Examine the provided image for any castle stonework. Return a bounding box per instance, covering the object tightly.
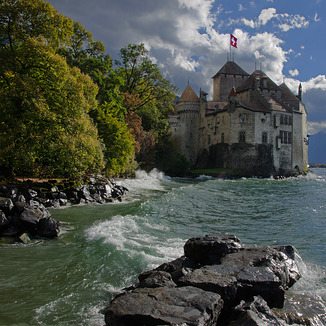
[169,61,308,177]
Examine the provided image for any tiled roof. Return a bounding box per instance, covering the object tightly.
[212,61,250,78]
[237,70,280,93]
[279,83,300,103]
[238,100,271,113]
[177,85,200,103]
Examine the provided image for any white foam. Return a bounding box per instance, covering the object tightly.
[85,214,183,266]
[196,174,214,181]
[119,169,167,193]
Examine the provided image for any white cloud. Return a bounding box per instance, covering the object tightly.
[303,75,326,91]
[236,7,309,31]
[238,4,246,11]
[307,121,326,135]
[258,8,276,25]
[289,69,299,77]
[314,12,320,22]
[242,18,255,28]
[173,54,200,71]
[277,13,309,31]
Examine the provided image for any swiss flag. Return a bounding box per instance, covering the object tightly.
[230,34,237,48]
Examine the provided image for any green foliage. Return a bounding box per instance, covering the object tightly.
[90,107,134,176]
[0,1,103,178]
[115,43,177,130]
[0,1,179,178]
[0,0,73,50]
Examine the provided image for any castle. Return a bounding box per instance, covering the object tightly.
[169,60,308,177]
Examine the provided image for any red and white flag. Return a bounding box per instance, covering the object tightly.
[230,34,237,48]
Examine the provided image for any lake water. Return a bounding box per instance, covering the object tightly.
[0,168,325,325]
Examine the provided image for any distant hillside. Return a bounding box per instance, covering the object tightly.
[309,132,326,164]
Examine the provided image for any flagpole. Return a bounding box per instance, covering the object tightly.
[229,34,231,62]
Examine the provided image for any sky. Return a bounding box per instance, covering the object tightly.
[47,0,326,135]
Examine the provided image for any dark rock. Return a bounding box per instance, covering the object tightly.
[0,210,9,230]
[58,192,68,200]
[138,271,177,288]
[1,224,21,237]
[236,266,284,308]
[20,208,44,225]
[105,286,224,326]
[26,189,38,199]
[273,245,301,288]
[178,266,238,307]
[220,245,301,290]
[139,256,199,284]
[104,234,303,326]
[0,185,7,196]
[184,233,243,265]
[6,186,18,199]
[0,197,14,215]
[37,217,60,238]
[16,195,26,203]
[228,296,286,326]
[13,201,27,214]
[77,185,94,202]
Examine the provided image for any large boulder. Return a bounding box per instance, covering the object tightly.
[104,234,303,325]
[220,245,301,290]
[0,197,14,216]
[105,286,224,326]
[37,217,60,238]
[184,233,243,265]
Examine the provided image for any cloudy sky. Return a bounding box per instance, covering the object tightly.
[47,0,326,135]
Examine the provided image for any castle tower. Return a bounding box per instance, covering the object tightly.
[176,85,201,167]
[212,61,250,101]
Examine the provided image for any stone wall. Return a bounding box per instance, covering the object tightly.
[196,143,274,177]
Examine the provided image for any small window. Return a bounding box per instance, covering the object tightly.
[239,131,246,143]
[262,132,268,144]
[221,133,224,143]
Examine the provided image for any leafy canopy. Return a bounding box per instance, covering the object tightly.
[0,0,103,178]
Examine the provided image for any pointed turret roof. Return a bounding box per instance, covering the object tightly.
[177,85,200,103]
[212,61,249,79]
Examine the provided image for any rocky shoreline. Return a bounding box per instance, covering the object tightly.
[0,176,128,242]
[104,233,326,326]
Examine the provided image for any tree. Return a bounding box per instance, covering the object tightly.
[115,43,177,131]
[0,0,103,178]
[0,0,73,50]
[90,108,134,176]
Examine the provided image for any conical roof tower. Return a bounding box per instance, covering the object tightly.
[177,85,200,103]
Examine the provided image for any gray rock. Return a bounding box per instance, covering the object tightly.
[37,217,60,238]
[178,266,238,308]
[20,208,44,225]
[236,266,284,308]
[138,271,177,288]
[184,233,243,265]
[0,197,14,215]
[0,210,9,230]
[105,286,224,326]
[220,245,301,290]
[228,296,286,326]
